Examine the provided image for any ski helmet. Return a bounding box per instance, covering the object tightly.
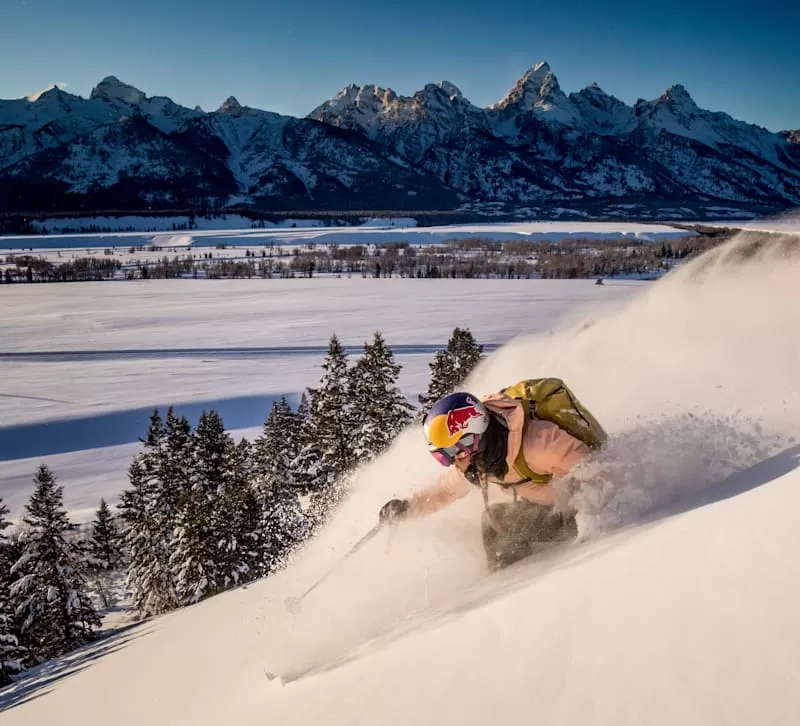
[423,392,489,467]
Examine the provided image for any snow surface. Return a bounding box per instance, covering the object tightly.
[0,278,639,518]
[2,227,800,725]
[0,220,697,251]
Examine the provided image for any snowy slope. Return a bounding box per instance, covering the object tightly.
[0,228,800,726]
[2,229,800,724]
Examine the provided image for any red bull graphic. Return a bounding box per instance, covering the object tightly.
[445,397,482,436]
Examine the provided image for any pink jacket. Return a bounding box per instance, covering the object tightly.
[408,393,590,516]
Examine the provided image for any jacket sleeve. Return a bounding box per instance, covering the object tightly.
[407,466,472,517]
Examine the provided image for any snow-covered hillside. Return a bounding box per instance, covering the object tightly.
[1,228,799,724]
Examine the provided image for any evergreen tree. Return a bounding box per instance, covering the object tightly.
[215,437,259,588]
[9,466,99,663]
[296,392,310,422]
[86,498,123,609]
[350,332,414,463]
[0,497,24,686]
[119,457,177,617]
[162,407,194,517]
[252,398,308,571]
[119,408,194,616]
[419,327,485,414]
[170,410,232,605]
[89,499,122,570]
[253,398,302,491]
[293,335,355,523]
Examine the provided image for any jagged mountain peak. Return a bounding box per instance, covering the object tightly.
[489,61,582,128]
[90,76,147,105]
[1,65,798,214]
[657,84,697,108]
[580,82,610,97]
[434,80,463,100]
[217,96,244,114]
[494,61,560,108]
[26,85,69,103]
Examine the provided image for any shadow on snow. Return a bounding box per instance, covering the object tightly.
[0,622,152,712]
[0,393,298,460]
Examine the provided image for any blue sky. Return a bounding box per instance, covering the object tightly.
[2,0,798,131]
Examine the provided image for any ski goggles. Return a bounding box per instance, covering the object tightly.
[429,433,480,467]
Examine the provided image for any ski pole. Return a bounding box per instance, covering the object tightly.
[285,522,383,613]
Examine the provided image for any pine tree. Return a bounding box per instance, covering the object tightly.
[350,332,414,463]
[119,457,177,617]
[170,410,232,605]
[419,327,485,415]
[294,335,355,524]
[252,398,308,571]
[119,408,194,616]
[163,407,194,514]
[215,437,259,588]
[86,498,123,609]
[89,499,122,570]
[296,392,310,422]
[0,497,24,686]
[9,466,99,663]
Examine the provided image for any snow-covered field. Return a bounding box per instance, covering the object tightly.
[0,220,697,252]
[0,277,639,519]
[2,224,800,725]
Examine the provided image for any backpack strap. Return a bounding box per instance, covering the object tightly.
[511,398,553,486]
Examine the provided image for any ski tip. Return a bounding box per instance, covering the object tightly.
[264,669,284,686]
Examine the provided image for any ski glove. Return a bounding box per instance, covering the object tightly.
[379,498,409,524]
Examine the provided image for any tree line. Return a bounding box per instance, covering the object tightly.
[0,328,484,686]
[0,232,731,283]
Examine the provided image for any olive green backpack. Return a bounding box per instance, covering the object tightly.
[500,378,608,484]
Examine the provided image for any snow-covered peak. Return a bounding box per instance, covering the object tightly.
[490,61,580,127]
[436,80,463,101]
[217,96,245,114]
[308,84,401,139]
[655,83,698,110]
[26,84,67,103]
[493,61,560,109]
[569,84,636,135]
[319,84,398,115]
[90,76,146,105]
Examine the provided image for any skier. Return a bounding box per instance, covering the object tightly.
[379,381,606,570]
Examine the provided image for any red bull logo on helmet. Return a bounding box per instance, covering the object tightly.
[445,397,482,436]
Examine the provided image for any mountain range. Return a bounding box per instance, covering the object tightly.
[1,62,798,218]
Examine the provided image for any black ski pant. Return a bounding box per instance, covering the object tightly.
[481,501,577,570]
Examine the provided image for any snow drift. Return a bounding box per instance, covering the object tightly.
[3,229,800,725]
[273,229,800,672]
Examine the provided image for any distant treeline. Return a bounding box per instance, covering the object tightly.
[1,232,734,283]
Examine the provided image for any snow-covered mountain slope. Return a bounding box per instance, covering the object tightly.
[311,62,800,209]
[0,78,456,213]
[2,229,800,725]
[1,65,799,214]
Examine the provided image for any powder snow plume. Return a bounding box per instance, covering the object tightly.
[269,229,800,675]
